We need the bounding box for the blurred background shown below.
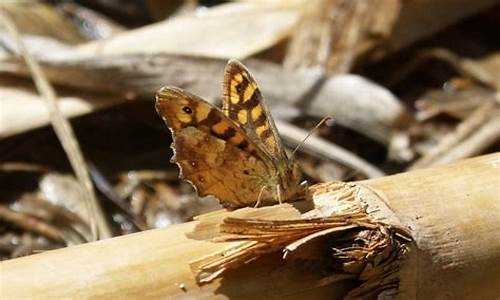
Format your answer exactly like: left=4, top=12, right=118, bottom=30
left=0, top=0, right=499, bottom=259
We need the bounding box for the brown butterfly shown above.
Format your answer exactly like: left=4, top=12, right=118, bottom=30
left=155, top=60, right=303, bottom=208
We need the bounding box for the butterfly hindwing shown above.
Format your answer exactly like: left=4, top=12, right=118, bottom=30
left=173, top=127, right=273, bottom=208
left=222, top=60, right=288, bottom=164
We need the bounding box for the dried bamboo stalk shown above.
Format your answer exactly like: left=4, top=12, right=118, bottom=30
left=1, top=153, right=499, bottom=299
left=0, top=55, right=408, bottom=144
left=362, top=153, right=500, bottom=299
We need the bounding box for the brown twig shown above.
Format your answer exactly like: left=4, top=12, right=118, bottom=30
left=410, top=99, right=499, bottom=169
left=0, top=205, right=63, bottom=242
left=428, top=113, right=500, bottom=167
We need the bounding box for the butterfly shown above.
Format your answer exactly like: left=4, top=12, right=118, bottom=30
left=155, top=59, right=303, bottom=208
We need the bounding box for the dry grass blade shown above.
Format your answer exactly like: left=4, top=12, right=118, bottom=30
left=431, top=115, right=500, bottom=166
left=0, top=12, right=110, bottom=240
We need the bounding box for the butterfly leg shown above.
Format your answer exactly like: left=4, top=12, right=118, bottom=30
left=254, top=185, right=267, bottom=208
left=276, top=184, right=282, bottom=204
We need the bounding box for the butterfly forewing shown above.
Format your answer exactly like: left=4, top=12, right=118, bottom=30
left=156, top=87, right=259, bottom=155
left=156, top=87, right=275, bottom=207
left=222, top=60, right=288, bottom=164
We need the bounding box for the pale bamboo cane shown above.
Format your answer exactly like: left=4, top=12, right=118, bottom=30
left=0, top=153, right=498, bottom=299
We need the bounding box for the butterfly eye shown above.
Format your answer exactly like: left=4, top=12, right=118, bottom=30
left=236, top=83, right=244, bottom=93
left=182, top=106, right=193, bottom=114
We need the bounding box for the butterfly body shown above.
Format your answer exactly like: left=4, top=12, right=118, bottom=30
left=156, top=60, right=302, bottom=208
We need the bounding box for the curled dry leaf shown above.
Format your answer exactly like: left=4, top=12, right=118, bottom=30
left=38, top=173, right=94, bottom=242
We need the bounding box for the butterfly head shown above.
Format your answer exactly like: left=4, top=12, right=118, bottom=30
left=273, top=159, right=303, bottom=199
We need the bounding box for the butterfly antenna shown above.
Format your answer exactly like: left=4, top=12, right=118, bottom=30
left=290, top=116, right=333, bottom=160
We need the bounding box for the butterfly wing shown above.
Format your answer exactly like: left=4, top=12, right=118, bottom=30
left=222, top=59, right=288, bottom=164
left=172, top=127, right=275, bottom=208
left=155, top=87, right=274, bottom=207
left=156, top=87, right=258, bottom=154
